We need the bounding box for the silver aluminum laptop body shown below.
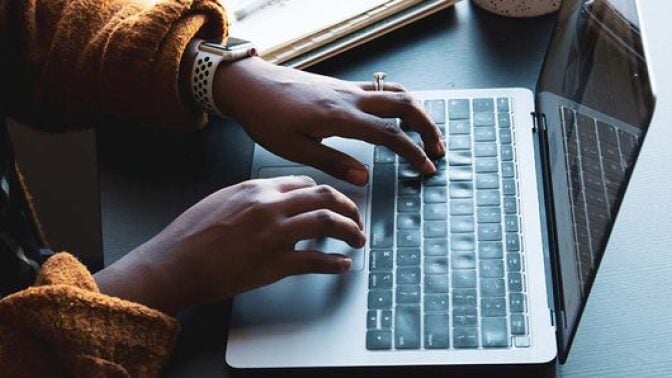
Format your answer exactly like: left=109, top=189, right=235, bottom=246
left=227, top=0, right=657, bottom=369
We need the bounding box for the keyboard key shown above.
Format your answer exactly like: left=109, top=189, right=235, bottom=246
left=450, top=199, right=474, bottom=215
left=453, top=307, right=478, bottom=327
left=501, top=145, right=514, bottom=161
left=398, top=230, right=420, bottom=247
left=398, top=180, right=421, bottom=195
left=425, top=274, right=449, bottom=293
left=367, top=310, right=378, bottom=329
left=506, top=233, right=521, bottom=251
left=452, top=288, right=477, bottom=307
left=424, top=170, right=448, bottom=186
left=424, top=239, right=448, bottom=256
left=434, top=156, right=447, bottom=170
left=397, top=248, right=420, bottom=266
left=477, top=190, right=501, bottom=206
left=381, top=310, right=392, bottom=328
left=482, top=318, right=509, bottom=348
left=474, top=126, right=496, bottom=142
left=451, top=233, right=475, bottom=251
left=502, top=179, right=516, bottom=195
left=449, top=120, right=471, bottom=134
left=480, top=278, right=506, bottom=297
left=481, top=297, right=506, bottom=317
left=368, top=290, right=392, bottom=309
left=451, top=251, right=476, bottom=269
left=398, top=165, right=421, bottom=179
left=367, top=330, right=392, bottom=350
left=450, top=216, right=475, bottom=233
left=424, top=221, right=447, bottom=239
left=477, top=207, right=501, bottom=223
left=515, top=336, right=531, bottom=348
left=425, top=314, right=450, bottom=349
left=425, top=256, right=449, bottom=274
left=452, top=270, right=477, bottom=288
left=480, top=260, right=504, bottom=278
left=449, top=182, right=473, bottom=198
left=395, top=305, right=421, bottom=349
left=503, top=197, right=518, bottom=213
left=369, top=273, right=393, bottom=289
left=425, top=99, right=446, bottom=124
left=449, top=166, right=473, bottom=181
left=396, top=284, right=421, bottom=303
left=510, top=293, right=526, bottom=313
left=397, top=195, right=421, bottom=213
left=498, top=113, right=511, bottom=128
left=397, top=213, right=421, bottom=229
left=424, top=294, right=450, bottom=312
left=500, top=128, right=512, bottom=144
left=424, top=187, right=447, bottom=203
left=370, top=165, right=395, bottom=248
left=449, top=135, right=471, bottom=150
left=475, top=158, right=498, bottom=173
left=496, top=97, right=510, bottom=113
left=476, top=174, right=499, bottom=189
left=507, top=254, right=522, bottom=272
left=453, top=326, right=478, bottom=348
left=511, top=314, right=528, bottom=335
left=478, top=224, right=502, bottom=241
left=474, top=142, right=498, bottom=157
left=508, top=272, right=523, bottom=292
left=370, top=250, right=393, bottom=272
left=374, top=146, right=396, bottom=164
left=479, top=242, right=503, bottom=259
left=424, top=203, right=447, bottom=220
left=397, top=267, right=420, bottom=284
left=473, top=98, right=495, bottom=113
left=473, top=112, right=495, bottom=126
left=448, top=99, right=470, bottom=119
left=448, top=150, right=472, bottom=166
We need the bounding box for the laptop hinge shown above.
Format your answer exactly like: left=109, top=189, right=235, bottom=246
left=531, top=112, right=566, bottom=340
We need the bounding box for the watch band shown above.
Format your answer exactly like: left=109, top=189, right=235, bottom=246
left=191, top=40, right=256, bottom=117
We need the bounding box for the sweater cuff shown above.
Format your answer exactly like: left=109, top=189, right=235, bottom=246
left=0, top=252, right=180, bottom=377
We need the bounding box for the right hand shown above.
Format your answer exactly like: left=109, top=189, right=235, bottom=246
left=95, top=175, right=365, bottom=314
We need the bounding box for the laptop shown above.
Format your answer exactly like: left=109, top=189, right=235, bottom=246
left=227, top=0, right=656, bottom=368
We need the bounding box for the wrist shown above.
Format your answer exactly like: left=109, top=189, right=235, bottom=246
left=212, top=56, right=275, bottom=119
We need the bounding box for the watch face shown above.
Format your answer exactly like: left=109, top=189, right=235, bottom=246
left=203, top=38, right=252, bottom=51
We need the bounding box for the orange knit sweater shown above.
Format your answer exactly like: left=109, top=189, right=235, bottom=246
left=0, top=0, right=229, bottom=376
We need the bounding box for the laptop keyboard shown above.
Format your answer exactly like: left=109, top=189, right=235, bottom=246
left=560, top=107, right=638, bottom=289
left=366, top=97, right=530, bottom=351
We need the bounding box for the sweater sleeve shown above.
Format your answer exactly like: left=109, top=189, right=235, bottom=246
left=0, top=0, right=229, bottom=133
left=0, top=252, right=180, bottom=377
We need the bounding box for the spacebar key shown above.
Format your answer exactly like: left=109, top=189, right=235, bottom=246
left=370, top=165, right=395, bottom=249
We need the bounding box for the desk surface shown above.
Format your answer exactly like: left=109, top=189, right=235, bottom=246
left=100, top=1, right=672, bottom=377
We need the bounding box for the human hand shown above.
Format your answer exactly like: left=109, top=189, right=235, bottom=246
left=94, top=176, right=365, bottom=314
left=213, top=57, right=445, bottom=186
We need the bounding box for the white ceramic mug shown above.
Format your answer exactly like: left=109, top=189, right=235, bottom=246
left=472, top=0, right=561, bottom=17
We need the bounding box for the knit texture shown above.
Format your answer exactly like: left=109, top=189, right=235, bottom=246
left=0, top=252, right=180, bottom=377
left=0, top=0, right=229, bottom=132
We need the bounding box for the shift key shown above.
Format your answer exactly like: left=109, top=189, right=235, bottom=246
left=395, top=305, right=421, bottom=349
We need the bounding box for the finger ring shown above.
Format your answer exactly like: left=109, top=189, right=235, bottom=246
left=373, top=71, right=386, bottom=91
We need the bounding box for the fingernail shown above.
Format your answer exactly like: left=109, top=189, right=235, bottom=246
left=346, top=168, right=368, bottom=186
left=422, top=158, right=436, bottom=174
left=339, top=257, right=352, bottom=272
left=436, top=140, right=446, bottom=155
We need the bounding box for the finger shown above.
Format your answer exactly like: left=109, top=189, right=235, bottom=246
left=282, top=209, right=366, bottom=248
left=278, top=250, right=352, bottom=276
left=358, top=91, right=445, bottom=158
left=262, top=175, right=317, bottom=193
left=332, top=113, right=436, bottom=175
left=284, top=137, right=370, bottom=186
left=280, top=184, right=363, bottom=229
left=354, top=81, right=406, bottom=92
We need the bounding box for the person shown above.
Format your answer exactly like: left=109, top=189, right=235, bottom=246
left=0, top=0, right=444, bottom=376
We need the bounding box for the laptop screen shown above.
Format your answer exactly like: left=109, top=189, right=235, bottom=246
left=535, top=0, right=654, bottom=360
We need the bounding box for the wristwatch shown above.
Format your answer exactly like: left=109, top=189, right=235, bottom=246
left=191, top=38, right=257, bottom=117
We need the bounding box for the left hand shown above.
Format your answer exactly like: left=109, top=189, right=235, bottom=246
left=212, top=57, right=445, bottom=186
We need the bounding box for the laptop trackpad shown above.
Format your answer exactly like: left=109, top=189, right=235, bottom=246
left=257, top=166, right=368, bottom=271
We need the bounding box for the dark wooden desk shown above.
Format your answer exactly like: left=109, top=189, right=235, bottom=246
left=99, top=1, right=672, bottom=377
